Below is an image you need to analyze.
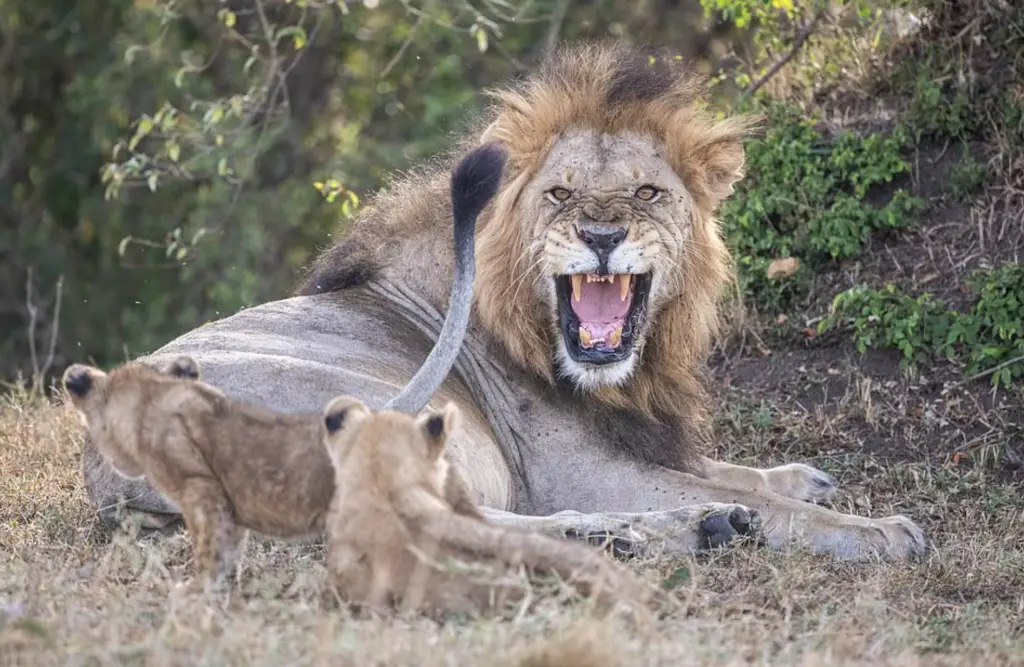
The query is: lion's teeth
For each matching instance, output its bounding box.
[608,326,623,348]
[619,274,630,301]
[571,274,582,302]
[579,328,592,347]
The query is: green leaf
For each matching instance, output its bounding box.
[166,140,180,162]
[275,26,308,50]
[662,566,691,590]
[217,9,237,28]
[147,173,158,192]
[124,45,143,65]
[470,24,488,53]
[204,106,225,125]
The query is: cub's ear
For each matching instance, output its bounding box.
[322,395,369,436]
[415,402,462,460]
[62,364,107,400]
[165,355,201,380]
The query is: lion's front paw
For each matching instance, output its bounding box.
[696,503,762,550]
[809,513,929,561]
[763,463,837,503]
[561,513,650,559]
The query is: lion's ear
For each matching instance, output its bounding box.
[698,134,745,206]
[415,402,461,461]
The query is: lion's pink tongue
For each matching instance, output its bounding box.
[571,279,631,348]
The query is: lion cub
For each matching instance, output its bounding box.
[62,356,331,586]
[320,395,656,621]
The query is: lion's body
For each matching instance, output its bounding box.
[81,41,927,562]
[320,398,654,620]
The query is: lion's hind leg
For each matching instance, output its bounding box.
[179,477,243,592]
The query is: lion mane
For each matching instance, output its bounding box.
[297,41,752,471]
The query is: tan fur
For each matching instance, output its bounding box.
[320,396,656,621]
[62,359,331,587]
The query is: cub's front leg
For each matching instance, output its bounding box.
[178,477,243,591]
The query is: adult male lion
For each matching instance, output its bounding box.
[82,42,927,560]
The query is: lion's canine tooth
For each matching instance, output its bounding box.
[579,328,592,347]
[571,274,582,302]
[619,274,630,301]
[608,326,622,347]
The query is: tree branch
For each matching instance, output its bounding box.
[741,11,822,102]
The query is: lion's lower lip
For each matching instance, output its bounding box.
[553,273,651,364]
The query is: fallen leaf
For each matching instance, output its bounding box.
[775,314,789,324]
[662,566,691,589]
[767,256,801,280]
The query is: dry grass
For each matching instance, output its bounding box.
[2,369,1022,667]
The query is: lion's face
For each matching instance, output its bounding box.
[518,129,698,389]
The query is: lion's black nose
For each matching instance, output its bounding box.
[64,368,93,398]
[576,224,627,264]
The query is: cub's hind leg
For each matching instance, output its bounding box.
[179,477,243,591]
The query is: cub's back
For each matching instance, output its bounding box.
[192,396,333,537]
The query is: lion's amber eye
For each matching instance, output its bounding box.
[547,187,572,203]
[635,185,659,201]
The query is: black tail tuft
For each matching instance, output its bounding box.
[450,142,509,227]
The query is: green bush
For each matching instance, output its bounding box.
[720,102,923,312]
[821,263,1024,387]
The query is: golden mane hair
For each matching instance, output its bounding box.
[474,41,752,439]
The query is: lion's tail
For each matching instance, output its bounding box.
[385,142,509,415]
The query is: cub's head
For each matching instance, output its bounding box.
[321,396,461,500]
[62,356,202,425]
[474,42,750,417]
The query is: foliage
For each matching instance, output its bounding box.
[892,1,1024,144]
[821,264,1024,387]
[0,0,556,379]
[719,101,923,312]
[948,156,988,202]
[820,283,954,368]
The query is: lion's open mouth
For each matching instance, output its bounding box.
[554,272,652,364]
